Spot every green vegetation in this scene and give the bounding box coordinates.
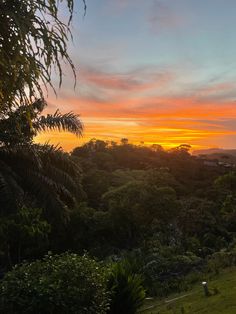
[0,99,83,146]
[1,136,236,313]
[0,0,236,313]
[108,259,146,314]
[142,267,236,314]
[0,253,109,314]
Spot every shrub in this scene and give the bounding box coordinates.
[142,252,203,296]
[0,253,110,314]
[107,259,145,314]
[207,249,236,274]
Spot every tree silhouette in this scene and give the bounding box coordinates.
[0,99,83,147]
[0,0,86,109]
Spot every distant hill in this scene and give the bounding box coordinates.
[192,148,236,166]
[192,148,236,156]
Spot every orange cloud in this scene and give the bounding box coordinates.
[46,93,236,120]
[35,96,236,151]
[36,67,236,151]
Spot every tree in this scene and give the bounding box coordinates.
[0,141,86,269]
[0,99,84,267]
[215,172,236,233]
[178,197,227,254]
[82,169,112,208]
[0,206,50,268]
[215,172,236,192]
[0,0,86,109]
[0,99,83,147]
[0,143,84,227]
[121,138,129,145]
[102,180,178,248]
[0,96,83,217]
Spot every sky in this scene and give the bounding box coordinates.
[36,0,236,151]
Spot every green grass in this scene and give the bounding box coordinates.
[141,267,236,314]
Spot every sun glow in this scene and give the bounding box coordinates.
[35,113,236,151]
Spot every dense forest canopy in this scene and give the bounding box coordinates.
[1,138,235,268]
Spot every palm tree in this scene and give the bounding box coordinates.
[0,144,82,218]
[0,99,83,147]
[0,101,84,268]
[0,99,84,220]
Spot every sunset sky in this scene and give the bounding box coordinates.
[36,0,236,151]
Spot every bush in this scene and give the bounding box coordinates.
[142,252,203,296]
[207,248,236,274]
[107,259,145,314]
[0,253,110,314]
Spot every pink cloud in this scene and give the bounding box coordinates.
[79,65,174,92]
[47,91,236,121]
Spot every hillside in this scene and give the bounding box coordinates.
[192,148,236,167]
[142,267,236,314]
[193,148,236,157]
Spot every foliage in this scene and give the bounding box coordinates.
[0,144,82,218]
[177,197,227,255]
[141,250,203,296]
[0,253,109,314]
[0,99,83,147]
[207,248,236,274]
[1,138,236,305]
[0,206,50,268]
[107,259,146,314]
[0,0,86,109]
[102,179,178,249]
[215,172,236,192]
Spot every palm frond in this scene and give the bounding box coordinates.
[0,143,81,222]
[23,170,70,223]
[38,143,82,180]
[43,164,78,195]
[0,145,42,171]
[34,110,83,136]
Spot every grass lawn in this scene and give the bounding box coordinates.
[140,267,236,314]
